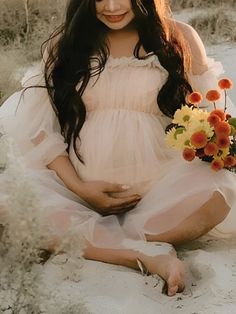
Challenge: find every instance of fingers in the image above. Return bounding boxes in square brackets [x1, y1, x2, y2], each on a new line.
[111, 195, 141, 208]
[109, 199, 139, 211]
[101, 202, 137, 216]
[99, 196, 141, 216]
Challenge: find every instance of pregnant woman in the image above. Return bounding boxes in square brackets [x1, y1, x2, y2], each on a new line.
[1, 0, 236, 297]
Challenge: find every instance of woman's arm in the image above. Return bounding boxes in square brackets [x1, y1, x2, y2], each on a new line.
[48, 155, 83, 195]
[48, 156, 141, 216]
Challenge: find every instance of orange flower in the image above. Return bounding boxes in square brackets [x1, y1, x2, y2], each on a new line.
[214, 121, 231, 136]
[218, 78, 233, 90]
[216, 135, 230, 149]
[206, 90, 221, 102]
[224, 155, 236, 168]
[183, 148, 195, 161]
[204, 142, 219, 156]
[211, 159, 224, 171]
[210, 109, 226, 121]
[190, 131, 208, 149]
[207, 114, 221, 127]
[187, 92, 203, 105]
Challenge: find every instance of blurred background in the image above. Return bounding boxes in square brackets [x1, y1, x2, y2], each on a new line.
[0, 0, 235, 104]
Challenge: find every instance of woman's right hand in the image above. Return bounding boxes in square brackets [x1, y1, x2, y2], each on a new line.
[77, 181, 142, 216]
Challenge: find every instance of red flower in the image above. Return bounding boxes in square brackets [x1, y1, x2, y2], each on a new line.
[206, 90, 221, 102]
[183, 148, 195, 161]
[216, 135, 230, 149]
[187, 92, 203, 105]
[190, 131, 208, 149]
[204, 142, 219, 156]
[224, 155, 236, 168]
[211, 159, 224, 171]
[214, 121, 231, 136]
[210, 109, 226, 121]
[218, 78, 233, 90]
[207, 114, 221, 127]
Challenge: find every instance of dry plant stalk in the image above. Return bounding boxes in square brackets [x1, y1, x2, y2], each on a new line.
[23, 0, 30, 40]
[0, 134, 86, 313]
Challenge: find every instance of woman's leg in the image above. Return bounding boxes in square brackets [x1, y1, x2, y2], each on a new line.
[83, 241, 185, 296]
[145, 192, 230, 245]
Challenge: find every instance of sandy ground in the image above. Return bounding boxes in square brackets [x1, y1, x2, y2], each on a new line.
[42, 234, 236, 314]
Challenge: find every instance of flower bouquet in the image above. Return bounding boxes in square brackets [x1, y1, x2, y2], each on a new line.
[166, 78, 236, 171]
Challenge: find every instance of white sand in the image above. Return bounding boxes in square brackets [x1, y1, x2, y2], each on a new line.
[41, 235, 236, 314]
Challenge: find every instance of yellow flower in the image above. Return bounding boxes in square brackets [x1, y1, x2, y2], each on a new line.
[216, 148, 230, 159]
[193, 109, 210, 123]
[165, 127, 179, 149]
[176, 131, 192, 149]
[173, 106, 194, 127]
[166, 127, 189, 150]
[188, 119, 214, 139]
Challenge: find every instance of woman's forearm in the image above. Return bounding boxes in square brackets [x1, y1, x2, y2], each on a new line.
[47, 156, 142, 214]
[47, 155, 83, 195]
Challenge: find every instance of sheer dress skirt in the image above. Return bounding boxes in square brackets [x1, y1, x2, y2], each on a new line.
[0, 57, 236, 250]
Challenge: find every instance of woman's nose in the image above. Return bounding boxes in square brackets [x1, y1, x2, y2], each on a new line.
[104, 0, 121, 12]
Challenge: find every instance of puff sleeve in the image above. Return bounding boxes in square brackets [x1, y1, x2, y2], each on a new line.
[0, 62, 68, 168]
[187, 57, 236, 115]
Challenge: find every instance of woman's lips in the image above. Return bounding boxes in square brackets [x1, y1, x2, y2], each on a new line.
[104, 13, 126, 23]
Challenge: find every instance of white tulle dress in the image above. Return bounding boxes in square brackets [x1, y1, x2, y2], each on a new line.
[0, 53, 236, 249]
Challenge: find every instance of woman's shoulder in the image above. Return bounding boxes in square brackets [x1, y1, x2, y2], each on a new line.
[170, 19, 209, 74]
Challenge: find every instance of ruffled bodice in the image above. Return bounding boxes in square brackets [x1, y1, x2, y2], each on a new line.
[69, 54, 176, 195]
[82, 54, 168, 114]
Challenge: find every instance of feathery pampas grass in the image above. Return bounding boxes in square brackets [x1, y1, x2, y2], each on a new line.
[0, 134, 87, 313]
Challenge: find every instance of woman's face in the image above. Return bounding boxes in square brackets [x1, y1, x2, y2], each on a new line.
[96, 0, 135, 30]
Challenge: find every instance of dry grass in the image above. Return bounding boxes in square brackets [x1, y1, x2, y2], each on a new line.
[0, 0, 235, 104]
[190, 9, 236, 44]
[170, 0, 236, 10]
[170, 0, 236, 45]
[0, 48, 23, 103]
[0, 0, 66, 104]
[0, 0, 65, 59]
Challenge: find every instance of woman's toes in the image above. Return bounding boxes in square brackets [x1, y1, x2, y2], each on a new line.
[166, 263, 185, 296]
[167, 285, 179, 297]
[138, 253, 186, 297]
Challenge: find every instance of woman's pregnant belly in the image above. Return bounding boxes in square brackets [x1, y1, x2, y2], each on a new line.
[69, 110, 174, 196]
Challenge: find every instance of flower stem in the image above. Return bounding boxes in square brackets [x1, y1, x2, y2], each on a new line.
[224, 90, 227, 112]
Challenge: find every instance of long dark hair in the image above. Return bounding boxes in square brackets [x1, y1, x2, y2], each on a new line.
[44, 0, 192, 161]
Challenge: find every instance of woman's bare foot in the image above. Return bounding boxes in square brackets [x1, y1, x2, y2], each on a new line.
[138, 253, 185, 296]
